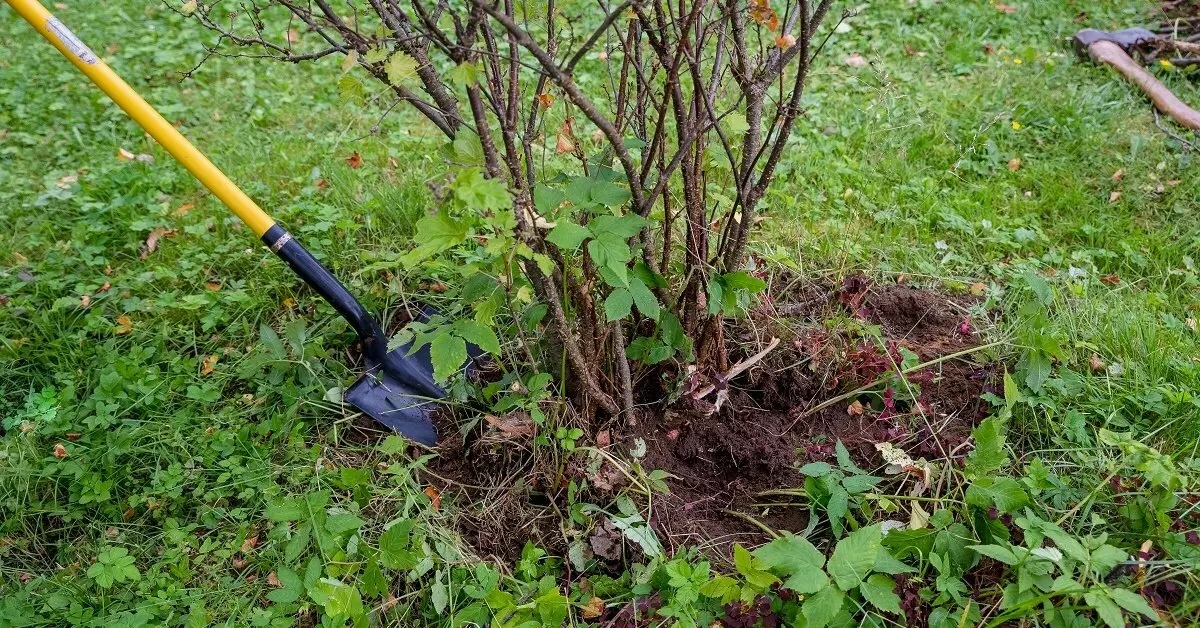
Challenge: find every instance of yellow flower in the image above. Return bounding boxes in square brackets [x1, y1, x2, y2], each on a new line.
[1011, 121, 1022, 130]
[1013, 58, 1023, 65]
[1160, 58, 1174, 69]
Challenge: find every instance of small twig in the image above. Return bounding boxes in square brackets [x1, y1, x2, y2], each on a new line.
[719, 509, 780, 539]
[692, 337, 780, 399]
[1154, 108, 1198, 150]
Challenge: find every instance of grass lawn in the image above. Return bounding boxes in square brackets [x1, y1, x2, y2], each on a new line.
[1, 0, 1198, 626]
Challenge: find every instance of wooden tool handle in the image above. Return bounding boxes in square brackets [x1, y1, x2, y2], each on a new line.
[1089, 39, 1200, 130]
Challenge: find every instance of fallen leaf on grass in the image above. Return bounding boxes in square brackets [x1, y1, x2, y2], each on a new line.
[140, 227, 177, 260]
[1109, 190, 1121, 203]
[1007, 157, 1021, 172]
[117, 148, 154, 163]
[122, 507, 136, 521]
[205, 281, 222, 291]
[423, 486, 441, 511]
[1111, 168, 1125, 181]
[994, 2, 1017, 13]
[54, 443, 68, 459]
[240, 535, 259, 554]
[201, 354, 219, 375]
[844, 52, 867, 67]
[1100, 274, 1120, 286]
[582, 597, 605, 619]
[846, 400, 865, 416]
[55, 174, 78, 189]
[267, 572, 281, 587]
[346, 152, 363, 169]
[66, 433, 81, 441]
[1089, 353, 1106, 373]
[969, 282, 987, 296]
[172, 202, 195, 217]
[314, 178, 330, 190]
[98, 281, 111, 292]
[1187, 318, 1197, 333]
[80, 294, 92, 309]
[114, 314, 133, 335]
[231, 557, 249, 571]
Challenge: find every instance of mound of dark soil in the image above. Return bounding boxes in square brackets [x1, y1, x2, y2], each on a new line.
[623, 278, 996, 554]
[424, 275, 999, 562]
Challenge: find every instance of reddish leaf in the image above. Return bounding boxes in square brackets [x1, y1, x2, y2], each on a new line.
[346, 152, 363, 169]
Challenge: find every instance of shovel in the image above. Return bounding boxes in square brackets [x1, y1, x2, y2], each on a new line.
[6, 0, 448, 445]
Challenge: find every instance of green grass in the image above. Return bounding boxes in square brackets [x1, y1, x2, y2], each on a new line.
[2, 0, 1198, 625]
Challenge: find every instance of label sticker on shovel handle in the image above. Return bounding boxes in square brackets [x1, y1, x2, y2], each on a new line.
[46, 17, 99, 65]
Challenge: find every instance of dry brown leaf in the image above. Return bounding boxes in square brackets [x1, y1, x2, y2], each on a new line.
[282, 297, 297, 309]
[231, 557, 249, 570]
[201, 354, 219, 376]
[1007, 157, 1021, 172]
[1089, 353, 1106, 373]
[80, 294, 92, 309]
[55, 174, 78, 189]
[1100, 273, 1120, 286]
[267, 572, 282, 587]
[205, 281, 222, 291]
[99, 281, 111, 292]
[596, 430, 611, 448]
[122, 507, 136, 521]
[765, 12, 780, 32]
[485, 413, 535, 438]
[53, 443, 69, 459]
[582, 597, 605, 619]
[315, 178, 330, 190]
[775, 34, 797, 50]
[346, 152, 363, 169]
[67, 433, 81, 441]
[423, 486, 441, 511]
[172, 202, 196, 217]
[1111, 168, 1125, 181]
[240, 535, 259, 554]
[844, 52, 868, 68]
[969, 282, 987, 296]
[114, 314, 133, 335]
[140, 227, 176, 260]
[382, 594, 400, 611]
[556, 118, 577, 154]
[1186, 318, 1197, 333]
[1108, 190, 1121, 203]
[286, 29, 301, 44]
[537, 92, 555, 109]
[995, 3, 1017, 13]
[846, 400, 865, 416]
[117, 148, 154, 163]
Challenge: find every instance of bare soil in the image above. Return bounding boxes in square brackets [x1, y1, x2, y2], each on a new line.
[425, 275, 999, 563]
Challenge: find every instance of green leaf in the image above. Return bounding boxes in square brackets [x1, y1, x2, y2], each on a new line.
[401, 211, 469, 266]
[260, 324, 287, 359]
[1023, 350, 1053, 393]
[337, 75, 365, 104]
[364, 47, 389, 64]
[755, 534, 828, 594]
[721, 271, 766, 293]
[1083, 590, 1125, 628]
[699, 575, 741, 604]
[827, 524, 882, 591]
[266, 499, 304, 522]
[429, 332, 468, 382]
[451, 168, 511, 211]
[447, 62, 479, 87]
[632, 261, 668, 289]
[802, 585, 845, 628]
[454, 320, 501, 355]
[964, 416, 1008, 478]
[1022, 270, 1054, 306]
[604, 288, 634, 322]
[841, 474, 883, 493]
[628, 277, 660, 321]
[546, 220, 591, 250]
[798, 461, 834, 477]
[733, 544, 780, 590]
[284, 523, 311, 563]
[723, 112, 750, 135]
[385, 52, 419, 84]
[590, 181, 632, 208]
[860, 574, 903, 615]
[431, 575, 449, 614]
[1107, 588, 1157, 619]
[969, 543, 1019, 565]
[589, 213, 646, 238]
[325, 513, 366, 536]
[378, 520, 418, 570]
[266, 567, 303, 604]
[965, 477, 1028, 513]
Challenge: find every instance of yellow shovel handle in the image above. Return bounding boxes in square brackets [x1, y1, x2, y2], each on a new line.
[6, 0, 277, 237]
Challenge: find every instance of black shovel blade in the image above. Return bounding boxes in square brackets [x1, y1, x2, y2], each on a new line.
[343, 332, 482, 447]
